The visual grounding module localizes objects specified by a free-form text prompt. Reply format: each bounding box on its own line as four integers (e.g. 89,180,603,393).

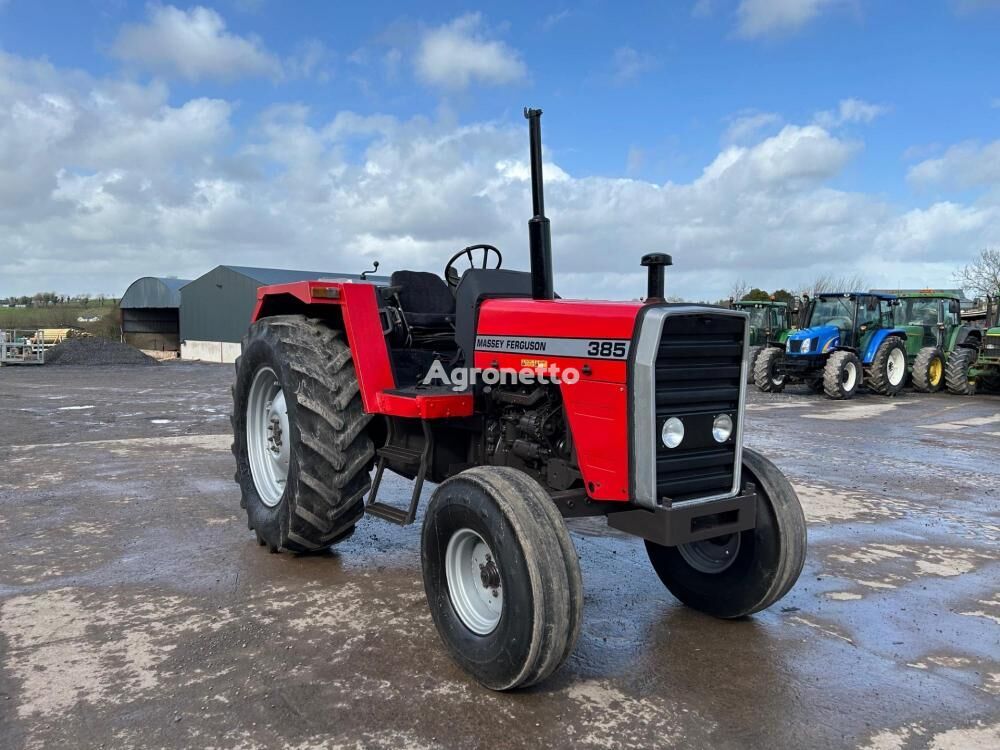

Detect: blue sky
1,0,999,299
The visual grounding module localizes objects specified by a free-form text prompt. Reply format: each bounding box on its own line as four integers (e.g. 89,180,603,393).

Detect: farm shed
119,277,190,352
179,265,387,362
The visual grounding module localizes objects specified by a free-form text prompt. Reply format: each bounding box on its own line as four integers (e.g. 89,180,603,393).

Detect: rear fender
862,329,907,365
253,281,395,412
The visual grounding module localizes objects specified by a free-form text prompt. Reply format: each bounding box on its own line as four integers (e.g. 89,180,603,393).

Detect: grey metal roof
120,277,192,309
214,265,389,285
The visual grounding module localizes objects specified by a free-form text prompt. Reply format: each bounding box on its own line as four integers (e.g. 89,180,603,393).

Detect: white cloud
907,140,1000,190
112,5,282,81
736,0,842,38
2,51,998,302
723,111,783,143
611,47,659,84
415,13,527,90
692,0,717,19
815,98,889,128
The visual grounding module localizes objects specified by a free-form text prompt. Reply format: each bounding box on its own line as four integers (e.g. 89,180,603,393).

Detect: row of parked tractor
735,291,1000,400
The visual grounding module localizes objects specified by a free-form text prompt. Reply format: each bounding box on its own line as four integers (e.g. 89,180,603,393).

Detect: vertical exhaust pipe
524,107,554,300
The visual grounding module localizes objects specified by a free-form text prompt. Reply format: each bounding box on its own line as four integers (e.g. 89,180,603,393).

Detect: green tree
772,289,795,305
742,288,771,302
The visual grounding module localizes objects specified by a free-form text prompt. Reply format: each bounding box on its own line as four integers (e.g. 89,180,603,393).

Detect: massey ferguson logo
476,337,547,352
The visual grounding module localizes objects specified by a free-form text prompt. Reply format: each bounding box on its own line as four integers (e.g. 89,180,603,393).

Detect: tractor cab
731,300,792,347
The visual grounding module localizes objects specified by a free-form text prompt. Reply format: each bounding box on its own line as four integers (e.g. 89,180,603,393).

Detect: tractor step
365,502,413,525
376,445,422,471
365,422,434,527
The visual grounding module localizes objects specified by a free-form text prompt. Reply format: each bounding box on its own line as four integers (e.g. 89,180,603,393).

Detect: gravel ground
45,337,156,366
1,362,998,750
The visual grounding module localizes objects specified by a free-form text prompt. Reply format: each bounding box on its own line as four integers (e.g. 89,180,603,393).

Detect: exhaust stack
524,107,554,300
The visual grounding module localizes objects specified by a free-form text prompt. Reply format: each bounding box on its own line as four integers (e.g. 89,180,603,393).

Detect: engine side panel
474,298,642,501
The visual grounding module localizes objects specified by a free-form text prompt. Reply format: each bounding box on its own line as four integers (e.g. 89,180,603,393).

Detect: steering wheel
444,244,503,288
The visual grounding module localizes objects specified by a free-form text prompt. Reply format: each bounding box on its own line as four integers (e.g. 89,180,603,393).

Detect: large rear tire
911,346,945,393
866,337,907,396
945,346,978,396
421,467,582,690
823,350,861,400
232,315,374,553
754,347,786,393
645,448,806,618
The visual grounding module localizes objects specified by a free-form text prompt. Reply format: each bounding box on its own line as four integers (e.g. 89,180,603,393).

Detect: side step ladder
365,421,433,526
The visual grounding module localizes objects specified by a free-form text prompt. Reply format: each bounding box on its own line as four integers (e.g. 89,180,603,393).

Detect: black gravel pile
46,337,158,366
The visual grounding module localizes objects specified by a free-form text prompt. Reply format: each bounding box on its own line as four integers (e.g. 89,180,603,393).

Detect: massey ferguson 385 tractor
755,292,909,400
231,109,807,690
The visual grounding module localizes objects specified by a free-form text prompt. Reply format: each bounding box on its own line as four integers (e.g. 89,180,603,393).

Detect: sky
0,0,999,301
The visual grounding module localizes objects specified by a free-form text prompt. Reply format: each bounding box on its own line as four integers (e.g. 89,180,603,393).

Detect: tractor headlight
712,414,734,443
800,337,812,353
661,417,684,449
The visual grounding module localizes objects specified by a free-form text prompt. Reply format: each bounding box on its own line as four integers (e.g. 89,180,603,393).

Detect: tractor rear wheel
945,346,978,396
866,337,907,396
645,448,806,618
912,346,945,393
232,315,374,553
754,347,786,392
421,467,582,691
746,345,762,384
823,350,862,400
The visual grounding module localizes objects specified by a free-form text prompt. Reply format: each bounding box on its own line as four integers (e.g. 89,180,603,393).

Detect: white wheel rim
887,348,905,386
247,366,290,507
843,361,857,391
445,529,503,635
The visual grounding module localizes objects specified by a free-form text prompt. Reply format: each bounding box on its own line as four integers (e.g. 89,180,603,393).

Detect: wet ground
1,362,998,749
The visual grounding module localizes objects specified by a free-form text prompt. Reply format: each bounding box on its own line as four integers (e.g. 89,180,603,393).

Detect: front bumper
783,354,826,376
606,486,758,546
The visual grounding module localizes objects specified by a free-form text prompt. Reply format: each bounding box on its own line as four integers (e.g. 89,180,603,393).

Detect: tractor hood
786,324,840,355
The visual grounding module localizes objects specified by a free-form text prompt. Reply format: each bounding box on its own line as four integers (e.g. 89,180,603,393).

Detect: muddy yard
1,362,998,749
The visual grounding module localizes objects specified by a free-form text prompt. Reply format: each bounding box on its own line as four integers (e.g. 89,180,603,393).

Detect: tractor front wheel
866,337,907,396
823,350,862,400
232,315,375,553
421,467,583,690
645,448,806,618
754,347,786,392
746,345,763,384
912,346,945,393
945,346,978,396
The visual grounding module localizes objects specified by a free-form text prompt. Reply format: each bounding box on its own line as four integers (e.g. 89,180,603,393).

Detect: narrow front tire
421,467,582,690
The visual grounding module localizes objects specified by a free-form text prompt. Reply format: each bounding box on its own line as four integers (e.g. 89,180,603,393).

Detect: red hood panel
476,298,643,339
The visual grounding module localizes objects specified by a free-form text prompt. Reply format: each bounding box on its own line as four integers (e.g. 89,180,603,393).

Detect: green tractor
973,297,1000,392
731,300,797,383
890,291,982,395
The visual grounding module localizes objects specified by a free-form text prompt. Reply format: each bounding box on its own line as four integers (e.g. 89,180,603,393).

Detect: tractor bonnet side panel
474,298,643,501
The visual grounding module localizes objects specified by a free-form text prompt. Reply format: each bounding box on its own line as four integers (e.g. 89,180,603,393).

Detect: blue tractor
754,292,909,399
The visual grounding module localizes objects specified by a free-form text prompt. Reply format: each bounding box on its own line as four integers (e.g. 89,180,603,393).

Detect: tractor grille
985,334,1000,357
653,313,744,503
788,338,803,353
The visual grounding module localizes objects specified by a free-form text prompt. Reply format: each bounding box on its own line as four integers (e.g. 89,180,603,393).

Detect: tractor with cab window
887,290,982,395
755,292,909,399
973,297,1000,392
730,299,796,383
229,108,807,690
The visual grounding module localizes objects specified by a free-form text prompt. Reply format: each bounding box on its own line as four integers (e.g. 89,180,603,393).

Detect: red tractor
231,109,806,690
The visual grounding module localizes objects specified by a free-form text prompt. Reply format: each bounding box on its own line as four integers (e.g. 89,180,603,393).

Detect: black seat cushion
389,270,455,328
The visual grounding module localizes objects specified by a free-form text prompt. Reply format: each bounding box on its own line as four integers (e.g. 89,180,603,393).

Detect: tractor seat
389,270,455,329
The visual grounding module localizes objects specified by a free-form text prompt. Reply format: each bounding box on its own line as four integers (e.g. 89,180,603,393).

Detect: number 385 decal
587,340,628,359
